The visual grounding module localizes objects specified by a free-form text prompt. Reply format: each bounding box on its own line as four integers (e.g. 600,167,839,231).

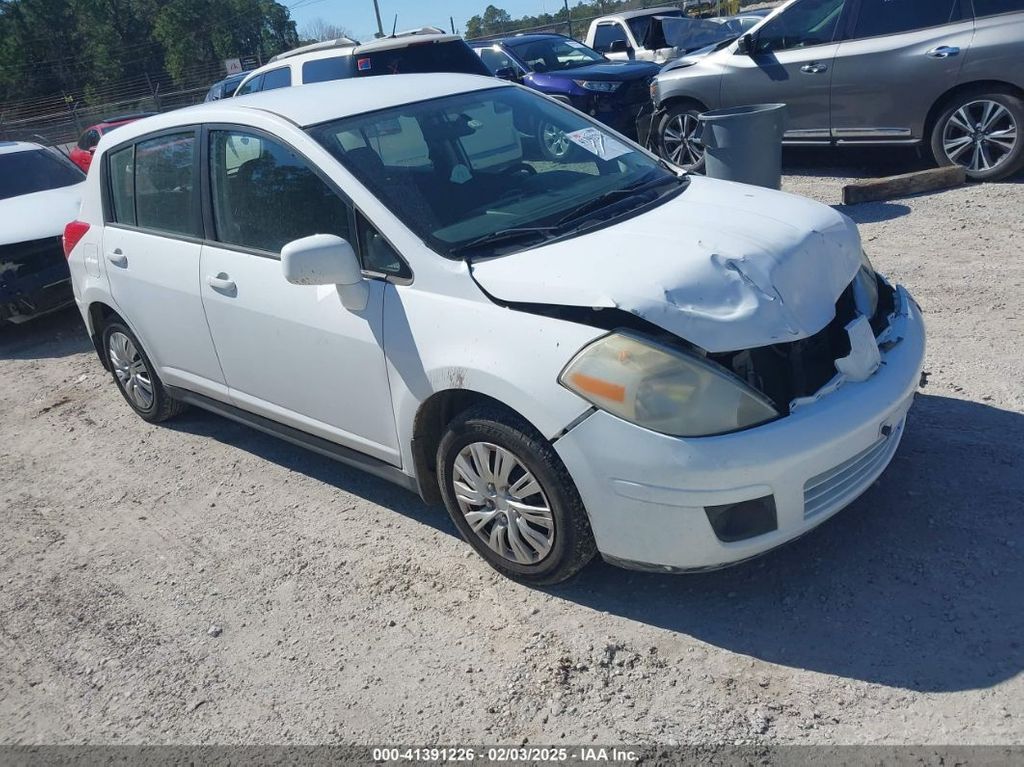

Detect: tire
930,89,1024,182
536,118,576,162
101,321,186,423
437,404,597,585
657,101,706,172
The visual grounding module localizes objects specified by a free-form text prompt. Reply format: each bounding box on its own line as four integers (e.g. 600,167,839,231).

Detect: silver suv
651,0,1024,181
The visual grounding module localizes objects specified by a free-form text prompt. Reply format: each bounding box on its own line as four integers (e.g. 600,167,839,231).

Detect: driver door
720,0,850,139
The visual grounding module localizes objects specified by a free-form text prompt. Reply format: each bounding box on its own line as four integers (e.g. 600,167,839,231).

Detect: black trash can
698,103,787,189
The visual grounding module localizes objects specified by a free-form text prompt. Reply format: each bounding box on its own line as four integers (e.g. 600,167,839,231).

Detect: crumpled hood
470,176,863,353
0,183,84,246
532,60,661,83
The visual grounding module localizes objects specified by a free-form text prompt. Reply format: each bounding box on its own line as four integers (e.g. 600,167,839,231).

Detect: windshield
507,37,605,72
627,10,683,45
658,17,743,53
309,87,682,259
0,149,84,201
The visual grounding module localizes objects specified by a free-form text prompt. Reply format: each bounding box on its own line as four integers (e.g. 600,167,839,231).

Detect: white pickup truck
584,2,743,63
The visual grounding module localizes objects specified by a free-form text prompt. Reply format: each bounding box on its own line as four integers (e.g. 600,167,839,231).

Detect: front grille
0,236,65,290
803,419,903,519
711,278,896,413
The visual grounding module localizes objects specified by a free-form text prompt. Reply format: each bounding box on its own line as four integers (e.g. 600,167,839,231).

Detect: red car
69,113,156,173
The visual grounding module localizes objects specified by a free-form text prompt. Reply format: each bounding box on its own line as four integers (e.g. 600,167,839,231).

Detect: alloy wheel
942,99,1018,174
107,331,154,411
662,112,704,167
540,122,572,159
452,441,555,565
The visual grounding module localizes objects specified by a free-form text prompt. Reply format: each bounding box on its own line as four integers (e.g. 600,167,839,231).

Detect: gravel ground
1,151,1022,746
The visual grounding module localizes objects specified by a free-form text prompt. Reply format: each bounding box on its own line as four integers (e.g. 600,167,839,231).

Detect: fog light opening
705,495,778,543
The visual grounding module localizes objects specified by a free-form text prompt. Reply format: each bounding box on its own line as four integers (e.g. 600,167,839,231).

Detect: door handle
927,46,960,58
800,63,828,74
106,249,128,268
206,273,237,294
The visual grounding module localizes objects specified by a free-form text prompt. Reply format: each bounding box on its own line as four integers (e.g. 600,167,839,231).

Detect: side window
476,47,516,74
973,0,1024,16
260,67,291,91
592,23,627,52
357,213,408,278
209,129,351,254
134,132,197,237
235,74,263,96
755,0,845,52
107,145,136,226
851,0,961,39
302,56,350,83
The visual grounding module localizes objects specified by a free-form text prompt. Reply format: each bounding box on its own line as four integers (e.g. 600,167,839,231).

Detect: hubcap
943,99,1017,173
108,331,154,411
540,122,571,158
452,442,555,565
662,112,704,168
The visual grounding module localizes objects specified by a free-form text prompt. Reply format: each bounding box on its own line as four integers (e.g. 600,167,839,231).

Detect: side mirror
736,33,755,56
281,234,368,311
609,39,632,54
493,66,518,81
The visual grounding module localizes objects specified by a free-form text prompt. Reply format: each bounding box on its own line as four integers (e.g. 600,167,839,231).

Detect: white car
64,74,925,584
1,141,85,323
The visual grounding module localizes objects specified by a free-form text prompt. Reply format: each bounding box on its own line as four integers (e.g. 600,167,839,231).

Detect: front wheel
437,405,596,585
931,90,1024,182
658,102,706,172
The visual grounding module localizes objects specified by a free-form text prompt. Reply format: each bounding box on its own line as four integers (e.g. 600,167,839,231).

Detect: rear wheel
102,321,186,423
658,102,706,172
437,405,596,585
931,90,1024,182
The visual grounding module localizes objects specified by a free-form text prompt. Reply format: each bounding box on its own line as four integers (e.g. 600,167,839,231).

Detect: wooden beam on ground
841,165,967,205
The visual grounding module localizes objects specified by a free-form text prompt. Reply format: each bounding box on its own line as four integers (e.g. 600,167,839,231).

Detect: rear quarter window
107,146,136,225
260,67,291,91
302,56,352,83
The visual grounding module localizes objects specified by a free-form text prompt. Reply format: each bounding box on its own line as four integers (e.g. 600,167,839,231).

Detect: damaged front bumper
553,286,925,572
0,236,74,324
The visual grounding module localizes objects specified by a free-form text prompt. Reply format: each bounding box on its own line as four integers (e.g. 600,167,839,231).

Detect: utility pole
563,0,572,38
372,0,384,37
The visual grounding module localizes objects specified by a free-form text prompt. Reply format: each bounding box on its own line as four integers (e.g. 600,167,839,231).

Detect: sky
288,0,557,41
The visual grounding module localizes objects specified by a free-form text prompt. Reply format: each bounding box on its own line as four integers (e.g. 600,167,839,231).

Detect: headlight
853,251,879,318
573,80,622,93
559,333,779,437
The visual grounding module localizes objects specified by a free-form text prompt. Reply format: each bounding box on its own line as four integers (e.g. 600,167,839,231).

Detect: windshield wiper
448,226,559,258
555,173,685,229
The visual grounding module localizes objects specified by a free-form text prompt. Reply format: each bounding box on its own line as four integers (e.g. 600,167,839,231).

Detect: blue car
470,34,659,159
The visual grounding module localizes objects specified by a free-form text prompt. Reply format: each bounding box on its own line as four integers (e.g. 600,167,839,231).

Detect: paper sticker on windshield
565,128,631,161
566,40,588,49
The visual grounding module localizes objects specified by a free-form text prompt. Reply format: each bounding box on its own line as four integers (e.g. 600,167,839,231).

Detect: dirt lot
1,151,1022,746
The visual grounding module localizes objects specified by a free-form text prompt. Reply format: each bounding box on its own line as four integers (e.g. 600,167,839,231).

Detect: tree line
464,1,675,39
0,0,299,111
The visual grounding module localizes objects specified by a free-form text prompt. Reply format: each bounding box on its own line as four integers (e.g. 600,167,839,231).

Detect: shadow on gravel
553,393,1024,693
163,409,457,537
833,202,911,224
0,306,90,361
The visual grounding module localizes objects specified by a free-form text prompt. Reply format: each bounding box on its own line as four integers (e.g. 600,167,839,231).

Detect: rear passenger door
199,127,401,465
102,129,228,398
830,0,974,140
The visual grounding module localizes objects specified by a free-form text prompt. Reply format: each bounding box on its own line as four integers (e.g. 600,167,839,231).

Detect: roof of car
594,7,682,22
473,33,568,46
96,74,509,146
0,140,43,155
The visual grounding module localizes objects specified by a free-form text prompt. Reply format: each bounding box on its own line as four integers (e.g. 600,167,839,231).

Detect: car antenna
391,15,398,37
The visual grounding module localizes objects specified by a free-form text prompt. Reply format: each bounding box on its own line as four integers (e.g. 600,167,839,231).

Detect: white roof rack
270,36,360,63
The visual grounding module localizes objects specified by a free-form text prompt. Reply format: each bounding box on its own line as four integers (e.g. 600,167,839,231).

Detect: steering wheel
503,162,537,177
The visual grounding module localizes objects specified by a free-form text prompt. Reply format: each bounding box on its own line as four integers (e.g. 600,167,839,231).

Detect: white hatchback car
65,74,925,584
